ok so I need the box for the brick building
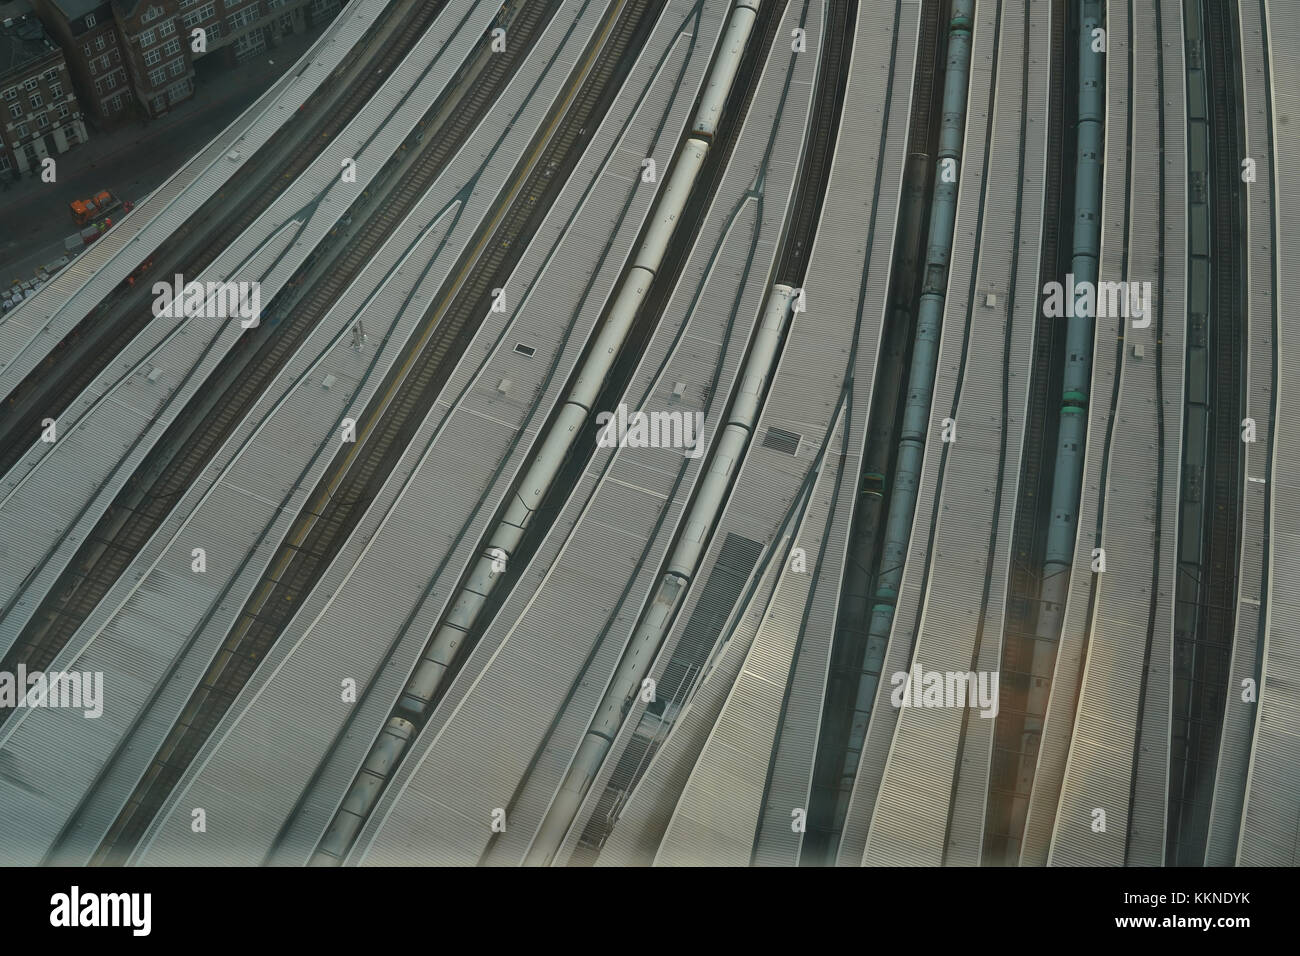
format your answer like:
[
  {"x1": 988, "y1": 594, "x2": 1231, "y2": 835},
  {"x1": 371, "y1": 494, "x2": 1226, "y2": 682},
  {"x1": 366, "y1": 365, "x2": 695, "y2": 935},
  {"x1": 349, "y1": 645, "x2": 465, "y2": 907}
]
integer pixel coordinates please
[
  {"x1": 113, "y1": 1, "x2": 193, "y2": 118},
  {"x1": 0, "y1": 0, "x2": 88, "y2": 178},
  {"x1": 30, "y1": 0, "x2": 339, "y2": 124},
  {"x1": 30, "y1": 1, "x2": 132, "y2": 122}
]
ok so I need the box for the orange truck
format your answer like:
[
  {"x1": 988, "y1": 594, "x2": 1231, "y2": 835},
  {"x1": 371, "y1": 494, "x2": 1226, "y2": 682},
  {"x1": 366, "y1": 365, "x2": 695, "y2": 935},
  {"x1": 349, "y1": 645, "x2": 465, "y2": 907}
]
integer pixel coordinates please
[{"x1": 69, "y1": 189, "x2": 132, "y2": 226}]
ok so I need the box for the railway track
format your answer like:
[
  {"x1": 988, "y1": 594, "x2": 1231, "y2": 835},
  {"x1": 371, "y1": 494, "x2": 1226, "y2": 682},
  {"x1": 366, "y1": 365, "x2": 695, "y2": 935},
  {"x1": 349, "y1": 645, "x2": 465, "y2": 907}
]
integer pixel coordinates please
[
  {"x1": 91, "y1": 0, "x2": 661, "y2": 865},
  {"x1": 776, "y1": 0, "x2": 857, "y2": 284},
  {"x1": 1166, "y1": 0, "x2": 1244, "y2": 865},
  {"x1": 0, "y1": 0, "x2": 561, "y2": 684},
  {"x1": 0, "y1": 0, "x2": 444, "y2": 476}
]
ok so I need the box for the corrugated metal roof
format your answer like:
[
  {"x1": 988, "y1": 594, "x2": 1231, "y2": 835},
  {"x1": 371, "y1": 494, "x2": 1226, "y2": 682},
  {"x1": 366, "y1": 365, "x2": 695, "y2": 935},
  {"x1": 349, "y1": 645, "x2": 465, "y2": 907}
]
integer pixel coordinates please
[
  {"x1": 133, "y1": 0, "x2": 723, "y2": 867},
  {"x1": 860, "y1": 0, "x2": 1049, "y2": 867},
  {"x1": 586, "y1": 533, "x2": 775, "y2": 865},
  {"x1": 45, "y1": 200, "x2": 466, "y2": 866},
  {"x1": 1047, "y1": 0, "x2": 1186, "y2": 866},
  {"x1": 1014, "y1": 5, "x2": 1134, "y2": 866},
  {"x1": 356, "y1": 0, "x2": 821, "y2": 866},
  {"x1": 655, "y1": 409, "x2": 844, "y2": 866}
]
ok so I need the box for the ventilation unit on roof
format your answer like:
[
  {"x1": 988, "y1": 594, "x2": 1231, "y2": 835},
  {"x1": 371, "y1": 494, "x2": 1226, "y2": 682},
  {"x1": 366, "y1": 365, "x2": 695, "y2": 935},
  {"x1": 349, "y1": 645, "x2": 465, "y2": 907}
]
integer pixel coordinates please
[{"x1": 762, "y1": 426, "x2": 801, "y2": 456}]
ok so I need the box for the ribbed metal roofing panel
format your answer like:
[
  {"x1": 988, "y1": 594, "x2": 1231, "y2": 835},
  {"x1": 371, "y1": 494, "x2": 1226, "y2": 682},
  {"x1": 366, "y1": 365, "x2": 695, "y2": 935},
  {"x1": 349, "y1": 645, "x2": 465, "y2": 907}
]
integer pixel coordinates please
[
  {"x1": 1047, "y1": 0, "x2": 1186, "y2": 866},
  {"x1": 861, "y1": 0, "x2": 1048, "y2": 867},
  {"x1": 476, "y1": 20, "x2": 819, "y2": 871},
  {"x1": 0, "y1": 3, "x2": 504, "y2": 657},
  {"x1": 44, "y1": 201, "x2": 465, "y2": 865},
  {"x1": 862, "y1": 0, "x2": 1008, "y2": 865},
  {"x1": 358, "y1": 7, "x2": 821, "y2": 862},
  {"x1": 654, "y1": 410, "x2": 844, "y2": 865},
  {"x1": 574, "y1": 0, "x2": 922, "y2": 869},
  {"x1": 133, "y1": 0, "x2": 724, "y2": 866},
  {"x1": 648, "y1": 0, "x2": 917, "y2": 868},
  {"x1": 1204, "y1": 0, "x2": 1276, "y2": 866},
  {"x1": 0, "y1": 0, "x2": 393, "y2": 397},
  {"x1": 1126, "y1": 0, "x2": 1186, "y2": 867},
  {"x1": 578, "y1": 531, "x2": 772, "y2": 865},
  {"x1": 1237, "y1": 0, "x2": 1300, "y2": 866},
  {"x1": 1015, "y1": 3, "x2": 1132, "y2": 866}
]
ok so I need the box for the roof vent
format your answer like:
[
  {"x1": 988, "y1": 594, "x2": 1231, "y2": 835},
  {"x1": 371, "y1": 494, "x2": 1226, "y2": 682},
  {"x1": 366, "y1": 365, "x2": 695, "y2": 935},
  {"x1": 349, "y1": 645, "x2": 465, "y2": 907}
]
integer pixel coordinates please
[{"x1": 762, "y1": 426, "x2": 800, "y2": 456}]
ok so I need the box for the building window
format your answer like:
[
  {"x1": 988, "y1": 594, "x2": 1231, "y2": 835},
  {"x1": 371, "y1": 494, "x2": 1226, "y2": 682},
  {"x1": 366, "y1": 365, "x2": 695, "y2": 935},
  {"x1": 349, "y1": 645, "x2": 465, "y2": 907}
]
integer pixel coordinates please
[
  {"x1": 65, "y1": 126, "x2": 79, "y2": 145},
  {"x1": 95, "y1": 34, "x2": 106, "y2": 51},
  {"x1": 50, "y1": 82, "x2": 62, "y2": 99},
  {"x1": 23, "y1": 77, "x2": 37, "y2": 91},
  {"x1": 7, "y1": 103, "x2": 19, "y2": 119},
  {"x1": 142, "y1": 6, "x2": 160, "y2": 23},
  {"x1": 58, "y1": 104, "x2": 69, "y2": 119},
  {"x1": 36, "y1": 113, "x2": 48, "y2": 129},
  {"x1": 233, "y1": 26, "x2": 266, "y2": 59},
  {"x1": 144, "y1": 49, "x2": 162, "y2": 66},
  {"x1": 159, "y1": 19, "x2": 175, "y2": 36},
  {"x1": 85, "y1": 13, "x2": 96, "y2": 27},
  {"x1": 3, "y1": 87, "x2": 16, "y2": 100},
  {"x1": 184, "y1": 4, "x2": 217, "y2": 28},
  {"x1": 151, "y1": 96, "x2": 165, "y2": 113},
  {"x1": 169, "y1": 58, "x2": 186, "y2": 76},
  {"x1": 0, "y1": 154, "x2": 10, "y2": 171},
  {"x1": 163, "y1": 38, "x2": 181, "y2": 57},
  {"x1": 15, "y1": 123, "x2": 27, "y2": 137},
  {"x1": 29, "y1": 93, "x2": 41, "y2": 109},
  {"x1": 139, "y1": 28, "x2": 156, "y2": 46},
  {"x1": 227, "y1": 6, "x2": 257, "y2": 29},
  {"x1": 148, "y1": 67, "x2": 166, "y2": 86}
]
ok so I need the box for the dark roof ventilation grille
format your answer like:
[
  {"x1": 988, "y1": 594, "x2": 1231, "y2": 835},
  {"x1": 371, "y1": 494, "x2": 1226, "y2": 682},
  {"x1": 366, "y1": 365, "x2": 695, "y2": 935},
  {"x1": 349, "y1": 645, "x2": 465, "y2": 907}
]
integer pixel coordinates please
[{"x1": 762, "y1": 426, "x2": 800, "y2": 456}]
